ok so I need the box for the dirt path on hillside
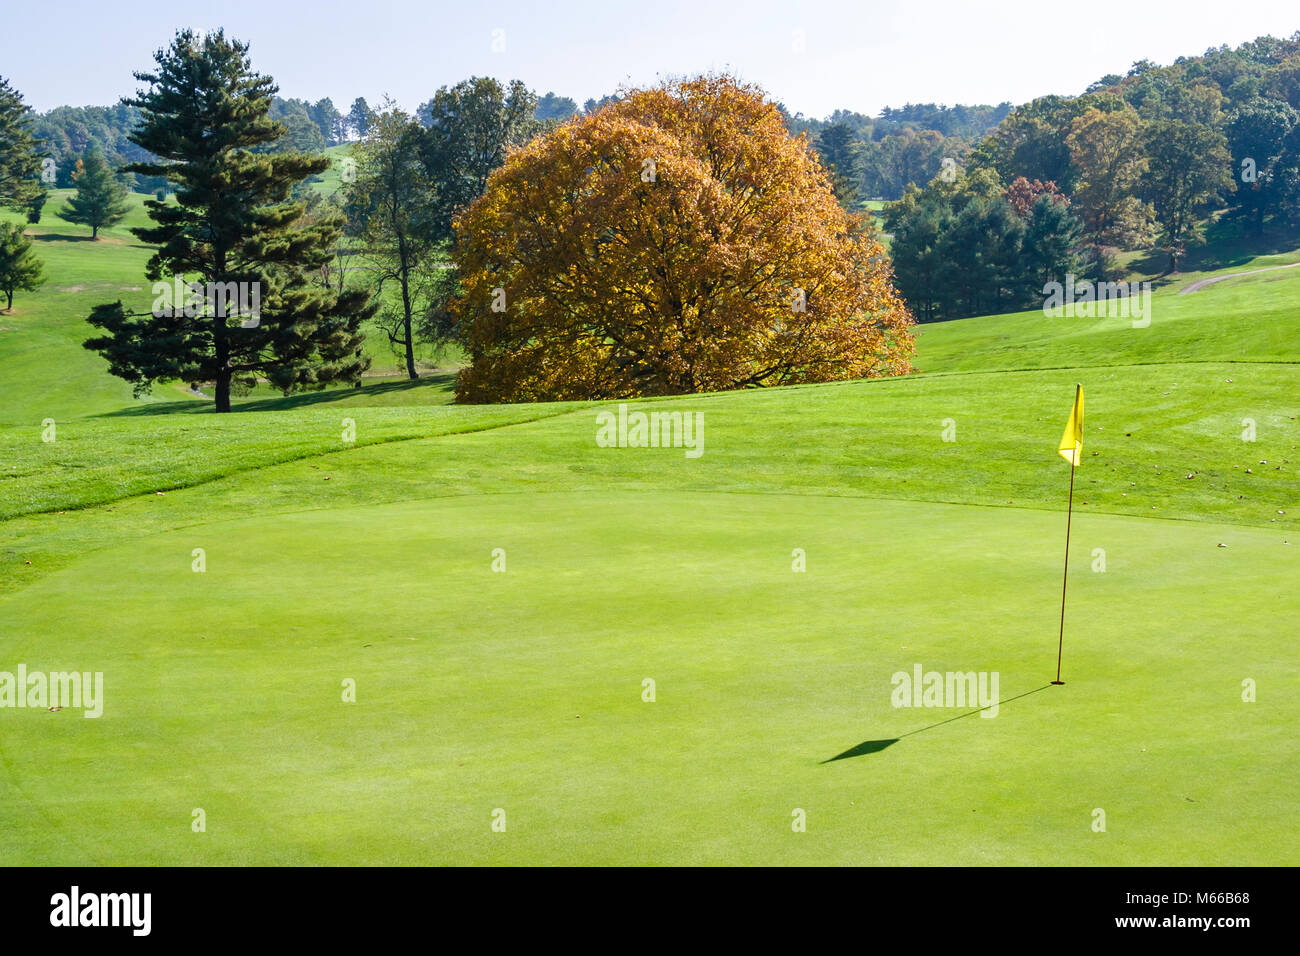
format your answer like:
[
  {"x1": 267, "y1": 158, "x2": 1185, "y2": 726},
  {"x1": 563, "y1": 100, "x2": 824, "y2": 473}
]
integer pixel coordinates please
[{"x1": 1177, "y1": 261, "x2": 1300, "y2": 294}]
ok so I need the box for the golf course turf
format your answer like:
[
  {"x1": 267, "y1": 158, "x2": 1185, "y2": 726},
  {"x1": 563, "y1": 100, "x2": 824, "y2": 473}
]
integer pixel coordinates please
[
  {"x1": 1, "y1": 489, "x2": 1295, "y2": 865},
  {"x1": 0, "y1": 197, "x2": 1296, "y2": 866}
]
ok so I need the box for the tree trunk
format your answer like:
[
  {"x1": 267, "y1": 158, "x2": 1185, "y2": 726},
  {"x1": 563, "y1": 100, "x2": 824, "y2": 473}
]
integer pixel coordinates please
[
  {"x1": 213, "y1": 249, "x2": 233, "y2": 412},
  {"x1": 215, "y1": 370, "x2": 232, "y2": 413},
  {"x1": 5, "y1": 291, "x2": 12, "y2": 310},
  {"x1": 403, "y1": 325, "x2": 416, "y2": 378},
  {"x1": 399, "y1": 261, "x2": 417, "y2": 380},
  {"x1": 214, "y1": 309, "x2": 232, "y2": 412},
  {"x1": 92, "y1": 224, "x2": 99, "y2": 239}
]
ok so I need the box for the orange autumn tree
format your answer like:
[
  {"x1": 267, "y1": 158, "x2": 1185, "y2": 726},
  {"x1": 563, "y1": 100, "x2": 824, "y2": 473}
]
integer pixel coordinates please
[{"x1": 451, "y1": 75, "x2": 915, "y2": 403}]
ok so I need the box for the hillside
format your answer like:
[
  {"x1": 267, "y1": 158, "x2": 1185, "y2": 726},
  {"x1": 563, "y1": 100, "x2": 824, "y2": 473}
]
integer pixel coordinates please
[
  {"x1": 1, "y1": 180, "x2": 1296, "y2": 866},
  {"x1": 2, "y1": 195, "x2": 1296, "y2": 538}
]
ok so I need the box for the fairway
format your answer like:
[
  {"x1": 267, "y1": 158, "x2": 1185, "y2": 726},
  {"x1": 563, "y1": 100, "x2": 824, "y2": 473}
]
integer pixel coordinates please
[
  {"x1": 4, "y1": 19, "x2": 1299, "y2": 882},
  {"x1": 2, "y1": 491, "x2": 1294, "y2": 865}
]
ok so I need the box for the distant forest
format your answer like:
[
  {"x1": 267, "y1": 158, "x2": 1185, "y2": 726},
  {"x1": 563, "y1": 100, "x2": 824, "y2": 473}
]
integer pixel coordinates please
[
  {"x1": 883, "y1": 33, "x2": 1300, "y2": 319},
  {"x1": 28, "y1": 87, "x2": 1007, "y2": 202},
  {"x1": 24, "y1": 33, "x2": 1300, "y2": 325}
]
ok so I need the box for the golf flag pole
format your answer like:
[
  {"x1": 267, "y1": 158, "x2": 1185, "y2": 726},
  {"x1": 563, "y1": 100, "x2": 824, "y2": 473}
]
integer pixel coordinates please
[{"x1": 1054, "y1": 384, "x2": 1084, "y2": 685}]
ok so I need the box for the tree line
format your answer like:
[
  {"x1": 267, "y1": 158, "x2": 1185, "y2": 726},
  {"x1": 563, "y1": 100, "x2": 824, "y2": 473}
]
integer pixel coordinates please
[
  {"x1": 6, "y1": 31, "x2": 1300, "y2": 403},
  {"x1": 879, "y1": 33, "x2": 1300, "y2": 321},
  {"x1": 24, "y1": 95, "x2": 381, "y2": 196},
  {"x1": 789, "y1": 102, "x2": 1013, "y2": 204},
  {"x1": 23, "y1": 82, "x2": 1016, "y2": 210},
  {"x1": 0, "y1": 41, "x2": 556, "y2": 394},
  {"x1": 1, "y1": 35, "x2": 916, "y2": 407}
]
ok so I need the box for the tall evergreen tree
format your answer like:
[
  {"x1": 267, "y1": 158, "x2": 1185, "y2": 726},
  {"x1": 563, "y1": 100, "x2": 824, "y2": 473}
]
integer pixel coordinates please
[
  {"x1": 886, "y1": 183, "x2": 953, "y2": 321},
  {"x1": 944, "y1": 195, "x2": 1024, "y2": 316},
  {"x1": 1019, "y1": 193, "x2": 1087, "y2": 298},
  {"x1": 83, "y1": 29, "x2": 375, "y2": 412},
  {"x1": 60, "y1": 149, "x2": 130, "y2": 238},
  {"x1": 0, "y1": 77, "x2": 45, "y2": 211},
  {"x1": 25, "y1": 191, "x2": 46, "y2": 224},
  {"x1": 348, "y1": 97, "x2": 374, "y2": 140},
  {"x1": 311, "y1": 97, "x2": 344, "y2": 146}
]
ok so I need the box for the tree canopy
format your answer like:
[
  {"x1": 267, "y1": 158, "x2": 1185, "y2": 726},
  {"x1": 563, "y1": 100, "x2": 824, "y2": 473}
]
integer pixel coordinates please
[
  {"x1": 0, "y1": 77, "x2": 45, "y2": 211},
  {"x1": 83, "y1": 29, "x2": 375, "y2": 412},
  {"x1": 452, "y1": 75, "x2": 915, "y2": 403}
]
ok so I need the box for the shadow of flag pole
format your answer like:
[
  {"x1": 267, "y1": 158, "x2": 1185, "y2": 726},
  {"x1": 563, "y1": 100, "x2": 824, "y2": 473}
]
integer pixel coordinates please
[{"x1": 1054, "y1": 383, "x2": 1084, "y2": 686}]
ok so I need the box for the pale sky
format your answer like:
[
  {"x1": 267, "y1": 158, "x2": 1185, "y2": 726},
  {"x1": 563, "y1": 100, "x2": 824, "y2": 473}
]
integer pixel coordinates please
[{"x1": 6, "y1": 0, "x2": 1298, "y2": 117}]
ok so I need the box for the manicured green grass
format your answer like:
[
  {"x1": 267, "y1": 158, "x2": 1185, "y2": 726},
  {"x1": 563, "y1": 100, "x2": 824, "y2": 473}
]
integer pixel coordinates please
[
  {"x1": 1, "y1": 492, "x2": 1294, "y2": 864},
  {"x1": 3, "y1": 361, "x2": 1293, "y2": 572},
  {"x1": 0, "y1": 176, "x2": 431, "y2": 426},
  {"x1": 1, "y1": 181, "x2": 1296, "y2": 864},
  {"x1": 0, "y1": 395, "x2": 587, "y2": 520},
  {"x1": 913, "y1": 265, "x2": 1300, "y2": 373},
  {"x1": 0, "y1": 191, "x2": 164, "y2": 420}
]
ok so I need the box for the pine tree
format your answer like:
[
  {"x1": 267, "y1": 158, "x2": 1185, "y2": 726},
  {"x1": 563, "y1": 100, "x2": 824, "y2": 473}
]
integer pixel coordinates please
[
  {"x1": 348, "y1": 98, "x2": 374, "y2": 139},
  {"x1": 83, "y1": 30, "x2": 375, "y2": 412},
  {"x1": 1019, "y1": 193, "x2": 1087, "y2": 301},
  {"x1": 0, "y1": 222, "x2": 45, "y2": 311},
  {"x1": 60, "y1": 150, "x2": 129, "y2": 238},
  {"x1": 0, "y1": 77, "x2": 46, "y2": 211}
]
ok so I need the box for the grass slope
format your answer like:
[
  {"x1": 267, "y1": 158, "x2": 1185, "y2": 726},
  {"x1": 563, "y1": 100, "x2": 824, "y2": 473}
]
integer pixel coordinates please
[
  {"x1": 0, "y1": 178, "x2": 443, "y2": 427},
  {"x1": 0, "y1": 190, "x2": 1296, "y2": 865}
]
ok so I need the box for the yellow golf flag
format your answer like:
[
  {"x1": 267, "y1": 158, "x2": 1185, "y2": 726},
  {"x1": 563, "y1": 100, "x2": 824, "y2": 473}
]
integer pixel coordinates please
[{"x1": 1058, "y1": 384, "x2": 1084, "y2": 466}]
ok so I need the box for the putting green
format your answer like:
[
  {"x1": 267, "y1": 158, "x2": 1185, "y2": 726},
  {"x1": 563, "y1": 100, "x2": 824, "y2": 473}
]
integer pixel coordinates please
[{"x1": 1, "y1": 491, "x2": 1295, "y2": 865}]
